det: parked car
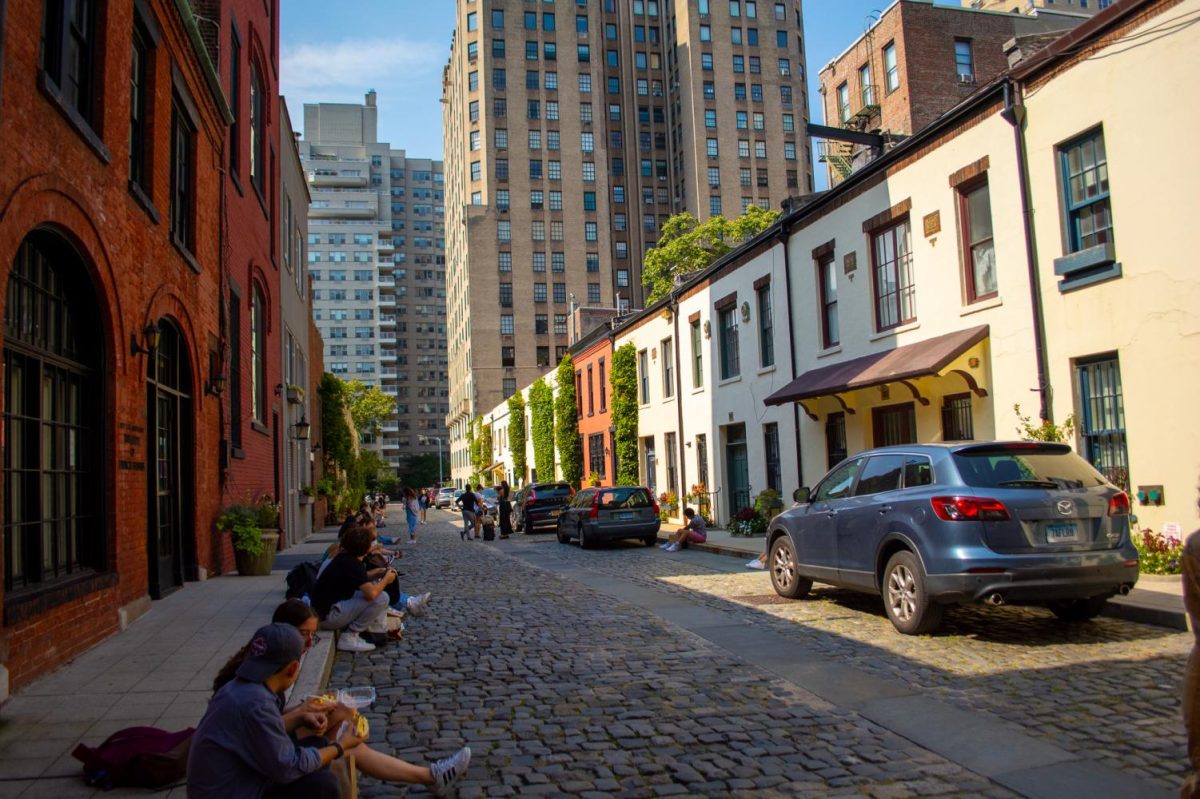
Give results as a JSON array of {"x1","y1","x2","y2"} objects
[
  {"x1": 434, "y1": 488, "x2": 456, "y2": 509},
  {"x1": 767, "y1": 441, "x2": 1139, "y2": 635},
  {"x1": 556, "y1": 486, "x2": 660, "y2": 548},
  {"x1": 479, "y1": 487, "x2": 500, "y2": 514},
  {"x1": 513, "y1": 482, "x2": 576, "y2": 532}
]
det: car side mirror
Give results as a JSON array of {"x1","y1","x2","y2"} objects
[{"x1": 792, "y1": 487, "x2": 811, "y2": 504}]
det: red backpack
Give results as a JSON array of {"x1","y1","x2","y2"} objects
[{"x1": 72, "y1": 725, "x2": 194, "y2": 789}]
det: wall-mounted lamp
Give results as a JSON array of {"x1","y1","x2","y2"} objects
[
  {"x1": 205, "y1": 373, "x2": 226, "y2": 396},
  {"x1": 274, "y1": 383, "x2": 285, "y2": 397},
  {"x1": 293, "y1": 417, "x2": 312, "y2": 440},
  {"x1": 130, "y1": 323, "x2": 162, "y2": 356}
]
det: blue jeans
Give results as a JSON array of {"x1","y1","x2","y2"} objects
[{"x1": 461, "y1": 510, "x2": 476, "y2": 537}]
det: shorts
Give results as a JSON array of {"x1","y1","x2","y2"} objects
[{"x1": 685, "y1": 530, "x2": 707, "y2": 544}]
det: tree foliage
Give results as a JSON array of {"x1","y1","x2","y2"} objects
[
  {"x1": 344, "y1": 379, "x2": 397, "y2": 438},
  {"x1": 399, "y1": 453, "x2": 442, "y2": 490},
  {"x1": 507, "y1": 392, "x2": 528, "y2": 486},
  {"x1": 642, "y1": 206, "x2": 780, "y2": 303},
  {"x1": 468, "y1": 416, "x2": 484, "y2": 474},
  {"x1": 610, "y1": 343, "x2": 640, "y2": 486},
  {"x1": 528, "y1": 378, "x2": 556, "y2": 482},
  {"x1": 554, "y1": 355, "x2": 584, "y2": 488},
  {"x1": 319, "y1": 374, "x2": 354, "y2": 472},
  {"x1": 478, "y1": 422, "x2": 494, "y2": 485}
]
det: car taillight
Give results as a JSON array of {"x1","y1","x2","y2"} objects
[
  {"x1": 589, "y1": 493, "x2": 600, "y2": 519},
  {"x1": 527, "y1": 489, "x2": 537, "y2": 507},
  {"x1": 1108, "y1": 492, "x2": 1130, "y2": 517},
  {"x1": 930, "y1": 496, "x2": 1011, "y2": 522},
  {"x1": 651, "y1": 494, "x2": 660, "y2": 517}
]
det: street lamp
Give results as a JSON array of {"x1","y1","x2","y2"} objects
[{"x1": 420, "y1": 436, "x2": 445, "y2": 486}]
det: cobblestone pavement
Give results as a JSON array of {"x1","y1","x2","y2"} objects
[
  {"x1": 503, "y1": 530, "x2": 1191, "y2": 792},
  {"x1": 331, "y1": 518, "x2": 1020, "y2": 798}
]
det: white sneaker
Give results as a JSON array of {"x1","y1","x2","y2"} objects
[
  {"x1": 336, "y1": 632, "x2": 376, "y2": 653},
  {"x1": 431, "y1": 746, "x2": 471, "y2": 797},
  {"x1": 665, "y1": 543, "x2": 680, "y2": 552},
  {"x1": 746, "y1": 558, "x2": 767, "y2": 570},
  {"x1": 407, "y1": 592, "x2": 432, "y2": 617}
]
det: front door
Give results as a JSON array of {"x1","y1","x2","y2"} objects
[
  {"x1": 873, "y1": 402, "x2": 917, "y2": 447},
  {"x1": 725, "y1": 423, "x2": 750, "y2": 516},
  {"x1": 147, "y1": 321, "x2": 194, "y2": 599},
  {"x1": 643, "y1": 437, "x2": 657, "y2": 494}
]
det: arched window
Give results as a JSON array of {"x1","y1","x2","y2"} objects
[
  {"x1": 251, "y1": 284, "x2": 266, "y2": 423},
  {"x1": 3, "y1": 231, "x2": 104, "y2": 594}
]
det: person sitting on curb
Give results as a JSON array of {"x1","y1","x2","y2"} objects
[
  {"x1": 210, "y1": 601, "x2": 471, "y2": 797},
  {"x1": 311, "y1": 526, "x2": 395, "y2": 652},
  {"x1": 661, "y1": 507, "x2": 708, "y2": 552},
  {"x1": 188, "y1": 622, "x2": 362, "y2": 799}
]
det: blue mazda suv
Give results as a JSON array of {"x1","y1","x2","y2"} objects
[{"x1": 767, "y1": 442, "x2": 1139, "y2": 634}]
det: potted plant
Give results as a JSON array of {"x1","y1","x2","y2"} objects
[
  {"x1": 286, "y1": 384, "x2": 305, "y2": 404},
  {"x1": 587, "y1": 471, "x2": 601, "y2": 487},
  {"x1": 754, "y1": 489, "x2": 783, "y2": 518},
  {"x1": 216, "y1": 494, "x2": 280, "y2": 576},
  {"x1": 728, "y1": 507, "x2": 768, "y2": 537},
  {"x1": 300, "y1": 485, "x2": 316, "y2": 505}
]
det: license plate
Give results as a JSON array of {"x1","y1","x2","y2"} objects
[
  {"x1": 1046, "y1": 522, "x2": 1079, "y2": 543},
  {"x1": 616, "y1": 512, "x2": 635, "y2": 520},
  {"x1": 549, "y1": 509, "x2": 560, "y2": 517}
]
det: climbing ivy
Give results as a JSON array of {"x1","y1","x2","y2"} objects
[
  {"x1": 507, "y1": 392, "x2": 528, "y2": 485},
  {"x1": 478, "y1": 422, "x2": 494, "y2": 485},
  {"x1": 466, "y1": 416, "x2": 479, "y2": 475},
  {"x1": 554, "y1": 355, "x2": 584, "y2": 488},
  {"x1": 528, "y1": 378, "x2": 556, "y2": 482},
  {"x1": 610, "y1": 343, "x2": 640, "y2": 486}
]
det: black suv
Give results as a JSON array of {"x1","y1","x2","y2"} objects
[{"x1": 513, "y1": 482, "x2": 576, "y2": 532}]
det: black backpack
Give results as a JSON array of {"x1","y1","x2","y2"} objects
[
  {"x1": 72, "y1": 725, "x2": 194, "y2": 789},
  {"x1": 285, "y1": 560, "x2": 319, "y2": 599}
]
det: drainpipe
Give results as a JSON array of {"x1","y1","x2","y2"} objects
[
  {"x1": 1001, "y1": 78, "x2": 1052, "y2": 423},
  {"x1": 670, "y1": 294, "x2": 687, "y2": 509},
  {"x1": 775, "y1": 224, "x2": 803, "y2": 487}
]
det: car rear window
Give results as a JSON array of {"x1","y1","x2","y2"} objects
[
  {"x1": 535, "y1": 484, "x2": 574, "y2": 498},
  {"x1": 953, "y1": 447, "x2": 1107, "y2": 489},
  {"x1": 599, "y1": 487, "x2": 653, "y2": 508}
]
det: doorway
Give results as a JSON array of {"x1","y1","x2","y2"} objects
[
  {"x1": 872, "y1": 402, "x2": 917, "y2": 448},
  {"x1": 643, "y1": 436, "x2": 657, "y2": 495},
  {"x1": 147, "y1": 320, "x2": 195, "y2": 598},
  {"x1": 725, "y1": 423, "x2": 750, "y2": 516}
]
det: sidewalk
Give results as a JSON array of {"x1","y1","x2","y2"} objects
[
  {"x1": 657, "y1": 522, "x2": 1189, "y2": 631},
  {"x1": 0, "y1": 528, "x2": 339, "y2": 798}
]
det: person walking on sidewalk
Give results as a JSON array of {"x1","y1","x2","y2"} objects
[
  {"x1": 498, "y1": 480, "x2": 513, "y2": 539},
  {"x1": 404, "y1": 487, "x2": 420, "y2": 544},
  {"x1": 662, "y1": 507, "x2": 708, "y2": 552},
  {"x1": 310, "y1": 526, "x2": 396, "y2": 652},
  {"x1": 459, "y1": 484, "x2": 478, "y2": 541},
  {"x1": 187, "y1": 622, "x2": 362, "y2": 799}
]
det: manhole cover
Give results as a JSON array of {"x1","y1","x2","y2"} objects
[{"x1": 741, "y1": 593, "x2": 795, "y2": 606}]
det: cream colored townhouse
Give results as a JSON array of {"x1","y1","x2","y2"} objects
[{"x1": 759, "y1": 0, "x2": 1198, "y2": 537}]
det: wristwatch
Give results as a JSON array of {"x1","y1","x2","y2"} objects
[{"x1": 332, "y1": 742, "x2": 344, "y2": 760}]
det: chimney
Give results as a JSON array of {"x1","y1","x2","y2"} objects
[{"x1": 366, "y1": 89, "x2": 377, "y2": 107}]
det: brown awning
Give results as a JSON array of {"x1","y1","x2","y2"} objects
[{"x1": 764, "y1": 325, "x2": 989, "y2": 406}]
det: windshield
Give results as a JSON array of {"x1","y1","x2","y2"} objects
[
  {"x1": 599, "y1": 487, "x2": 654, "y2": 508},
  {"x1": 535, "y1": 484, "x2": 574, "y2": 498},
  {"x1": 954, "y1": 449, "x2": 1107, "y2": 489},
  {"x1": 481, "y1": 489, "x2": 499, "y2": 499}
]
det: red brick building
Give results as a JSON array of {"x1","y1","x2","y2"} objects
[
  {"x1": 192, "y1": 0, "x2": 285, "y2": 560},
  {"x1": 0, "y1": 0, "x2": 230, "y2": 692},
  {"x1": 570, "y1": 316, "x2": 617, "y2": 488},
  {"x1": 817, "y1": 0, "x2": 1083, "y2": 184}
]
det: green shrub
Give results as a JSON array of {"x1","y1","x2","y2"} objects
[
  {"x1": 508, "y1": 392, "x2": 527, "y2": 485},
  {"x1": 555, "y1": 355, "x2": 583, "y2": 488},
  {"x1": 529, "y1": 379, "x2": 555, "y2": 481},
  {"x1": 610, "y1": 343, "x2": 639, "y2": 486},
  {"x1": 1134, "y1": 529, "x2": 1183, "y2": 575}
]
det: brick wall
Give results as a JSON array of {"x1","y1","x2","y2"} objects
[{"x1": 0, "y1": 0, "x2": 227, "y2": 689}]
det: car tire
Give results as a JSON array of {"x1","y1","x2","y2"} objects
[
  {"x1": 882, "y1": 551, "x2": 943, "y2": 635},
  {"x1": 643, "y1": 534, "x2": 658, "y2": 547},
  {"x1": 579, "y1": 523, "x2": 593, "y2": 549},
  {"x1": 769, "y1": 536, "x2": 813, "y2": 599},
  {"x1": 556, "y1": 520, "x2": 570, "y2": 544},
  {"x1": 1047, "y1": 596, "x2": 1108, "y2": 622}
]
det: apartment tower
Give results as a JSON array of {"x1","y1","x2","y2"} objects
[
  {"x1": 299, "y1": 93, "x2": 448, "y2": 470},
  {"x1": 443, "y1": 0, "x2": 813, "y2": 484}
]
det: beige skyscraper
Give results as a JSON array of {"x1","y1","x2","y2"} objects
[{"x1": 443, "y1": 0, "x2": 813, "y2": 483}]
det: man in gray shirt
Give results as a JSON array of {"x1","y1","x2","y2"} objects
[{"x1": 187, "y1": 623, "x2": 363, "y2": 798}]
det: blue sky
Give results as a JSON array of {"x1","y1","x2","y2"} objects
[{"x1": 281, "y1": 0, "x2": 892, "y2": 184}]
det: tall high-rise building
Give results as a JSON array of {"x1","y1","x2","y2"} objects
[
  {"x1": 299, "y1": 92, "x2": 448, "y2": 469},
  {"x1": 443, "y1": 0, "x2": 813, "y2": 484}
]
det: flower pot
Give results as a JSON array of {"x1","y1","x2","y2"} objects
[
  {"x1": 299, "y1": 494, "x2": 314, "y2": 505},
  {"x1": 234, "y1": 530, "x2": 279, "y2": 576},
  {"x1": 286, "y1": 388, "x2": 304, "y2": 404}
]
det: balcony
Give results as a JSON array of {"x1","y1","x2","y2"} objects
[
  {"x1": 380, "y1": 349, "x2": 398, "y2": 362},
  {"x1": 380, "y1": 368, "x2": 399, "y2": 379},
  {"x1": 310, "y1": 202, "x2": 377, "y2": 219},
  {"x1": 382, "y1": 421, "x2": 400, "y2": 432},
  {"x1": 379, "y1": 314, "x2": 397, "y2": 327},
  {"x1": 379, "y1": 332, "x2": 398, "y2": 343},
  {"x1": 382, "y1": 385, "x2": 399, "y2": 396},
  {"x1": 309, "y1": 172, "x2": 369, "y2": 188},
  {"x1": 382, "y1": 438, "x2": 401, "y2": 450},
  {"x1": 377, "y1": 276, "x2": 396, "y2": 287}
]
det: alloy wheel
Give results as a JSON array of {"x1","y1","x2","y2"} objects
[{"x1": 887, "y1": 563, "x2": 917, "y2": 623}]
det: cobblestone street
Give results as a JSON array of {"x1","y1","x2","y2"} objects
[{"x1": 330, "y1": 513, "x2": 1187, "y2": 798}]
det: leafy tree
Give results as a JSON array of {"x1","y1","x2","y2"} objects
[
  {"x1": 554, "y1": 355, "x2": 584, "y2": 488},
  {"x1": 344, "y1": 379, "x2": 397, "y2": 438},
  {"x1": 508, "y1": 392, "x2": 527, "y2": 485},
  {"x1": 398, "y1": 453, "x2": 442, "y2": 489},
  {"x1": 468, "y1": 416, "x2": 485, "y2": 474},
  {"x1": 478, "y1": 422, "x2": 495, "y2": 485},
  {"x1": 528, "y1": 378, "x2": 556, "y2": 482},
  {"x1": 318, "y1": 374, "x2": 354, "y2": 472},
  {"x1": 642, "y1": 206, "x2": 780, "y2": 303},
  {"x1": 610, "y1": 343, "x2": 640, "y2": 486}
]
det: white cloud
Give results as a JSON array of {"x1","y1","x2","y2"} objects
[{"x1": 281, "y1": 37, "x2": 444, "y2": 99}]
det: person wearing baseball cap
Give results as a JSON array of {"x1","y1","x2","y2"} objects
[{"x1": 187, "y1": 623, "x2": 363, "y2": 798}]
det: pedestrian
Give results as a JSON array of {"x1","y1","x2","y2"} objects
[
  {"x1": 498, "y1": 480, "x2": 513, "y2": 539},
  {"x1": 404, "y1": 488, "x2": 420, "y2": 544},
  {"x1": 310, "y1": 526, "x2": 396, "y2": 652},
  {"x1": 187, "y1": 622, "x2": 360, "y2": 799},
  {"x1": 418, "y1": 488, "x2": 429, "y2": 523},
  {"x1": 662, "y1": 507, "x2": 708, "y2": 552},
  {"x1": 1182, "y1": 492, "x2": 1200, "y2": 798},
  {"x1": 459, "y1": 484, "x2": 477, "y2": 542}
]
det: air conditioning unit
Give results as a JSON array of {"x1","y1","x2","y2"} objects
[{"x1": 958, "y1": 73, "x2": 975, "y2": 85}]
